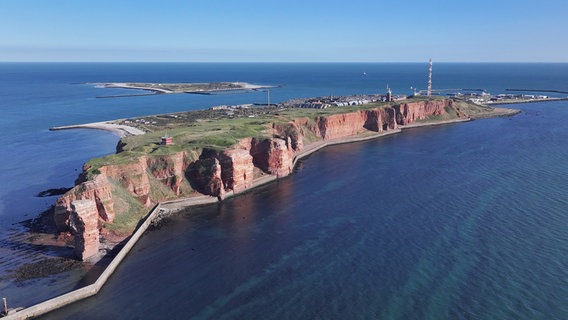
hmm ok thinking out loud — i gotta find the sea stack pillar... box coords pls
[70,200,100,261]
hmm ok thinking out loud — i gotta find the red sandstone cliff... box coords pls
[251,137,296,177]
[54,174,114,232]
[69,200,100,261]
[55,99,463,237]
[394,100,462,124]
[219,148,254,193]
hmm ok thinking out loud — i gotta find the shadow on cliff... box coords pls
[185,149,225,197]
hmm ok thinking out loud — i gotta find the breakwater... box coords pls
[487,97,568,106]
[2,204,163,319]
[506,88,568,94]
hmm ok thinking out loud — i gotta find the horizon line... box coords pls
[2,61,568,64]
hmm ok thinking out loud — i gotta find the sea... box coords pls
[1,63,568,319]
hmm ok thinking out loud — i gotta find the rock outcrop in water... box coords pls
[55,99,462,241]
[69,200,100,261]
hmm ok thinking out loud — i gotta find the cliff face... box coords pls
[219,148,254,193]
[146,153,187,195]
[187,155,225,199]
[394,99,456,125]
[100,158,152,206]
[55,99,463,234]
[55,153,192,232]
[251,137,295,177]
[69,200,100,261]
[54,175,114,232]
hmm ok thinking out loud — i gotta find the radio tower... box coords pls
[427,58,433,97]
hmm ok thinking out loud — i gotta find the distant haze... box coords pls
[1,0,566,62]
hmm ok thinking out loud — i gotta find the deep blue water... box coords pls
[1,63,568,319]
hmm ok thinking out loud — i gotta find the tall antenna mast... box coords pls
[427,58,433,97]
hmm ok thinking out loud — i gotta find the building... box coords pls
[161,133,173,145]
[386,85,393,102]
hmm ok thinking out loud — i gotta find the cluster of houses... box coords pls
[288,92,406,110]
[210,104,254,116]
[490,94,549,101]
[122,118,157,125]
[210,104,253,110]
[446,92,492,104]
[446,91,551,104]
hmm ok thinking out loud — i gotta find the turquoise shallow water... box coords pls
[1,63,568,319]
[44,101,568,319]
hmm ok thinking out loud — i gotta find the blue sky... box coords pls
[1,0,566,62]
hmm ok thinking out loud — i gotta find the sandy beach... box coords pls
[49,121,145,137]
[99,82,272,95]
[102,83,173,93]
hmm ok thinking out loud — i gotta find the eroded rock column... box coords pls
[220,149,254,193]
[70,200,100,261]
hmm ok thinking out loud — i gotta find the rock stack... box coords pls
[69,200,100,261]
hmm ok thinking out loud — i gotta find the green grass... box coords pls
[86,97,468,178]
[104,179,147,235]
[453,99,495,115]
[88,97,489,235]
[85,117,273,177]
[147,173,178,200]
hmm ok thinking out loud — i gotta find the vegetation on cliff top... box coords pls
[79,97,512,234]
[84,97,494,179]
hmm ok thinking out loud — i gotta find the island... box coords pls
[97,82,271,98]
[49,97,517,260]
[5,96,520,318]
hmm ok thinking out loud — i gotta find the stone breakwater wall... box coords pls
[3,204,162,320]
